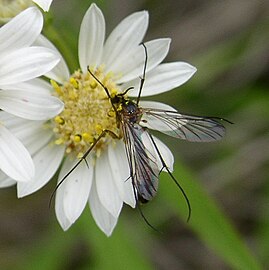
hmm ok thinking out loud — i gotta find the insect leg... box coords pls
[137,199,161,233]
[49,129,119,207]
[129,176,161,233]
[148,133,192,222]
[136,43,148,105]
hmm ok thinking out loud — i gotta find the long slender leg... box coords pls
[49,129,119,207]
[148,133,192,222]
[136,43,148,105]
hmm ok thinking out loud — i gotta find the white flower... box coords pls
[0,3,196,236]
[0,7,63,182]
[0,0,53,22]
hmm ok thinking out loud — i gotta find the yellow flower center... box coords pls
[0,0,33,23]
[51,68,120,158]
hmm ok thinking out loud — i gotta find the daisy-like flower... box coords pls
[0,0,53,22]
[0,3,197,236]
[0,7,63,182]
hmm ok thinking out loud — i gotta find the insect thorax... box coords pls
[112,96,143,124]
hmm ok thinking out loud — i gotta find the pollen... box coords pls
[50,67,120,157]
[110,88,118,98]
[74,134,82,142]
[90,80,97,89]
[51,80,62,95]
[55,138,64,145]
[70,77,79,88]
[54,116,64,124]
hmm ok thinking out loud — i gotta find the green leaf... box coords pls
[77,211,153,270]
[19,227,74,270]
[256,174,269,266]
[160,162,262,270]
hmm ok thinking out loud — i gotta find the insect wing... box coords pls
[121,121,159,202]
[142,108,226,142]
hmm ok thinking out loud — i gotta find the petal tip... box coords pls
[188,64,197,76]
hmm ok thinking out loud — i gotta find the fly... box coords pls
[50,43,230,224]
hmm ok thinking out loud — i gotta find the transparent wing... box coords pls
[142,108,226,142]
[121,121,159,203]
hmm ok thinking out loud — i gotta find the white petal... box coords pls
[0,171,16,188]
[19,127,54,156]
[0,110,44,133]
[138,107,174,172]
[79,3,105,72]
[127,62,197,97]
[0,125,34,182]
[115,38,171,84]
[33,0,53,11]
[140,100,177,111]
[0,90,63,120]
[151,136,174,172]
[139,101,178,132]
[89,180,118,236]
[17,143,65,197]
[95,151,123,218]
[108,141,136,208]
[55,157,75,230]
[0,46,60,85]
[0,111,41,130]
[103,11,148,71]
[1,78,51,95]
[55,167,72,231]
[55,183,71,230]
[34,35,70,84]
[61,156,93,224]
[0,112,52,155]
[140,130,159,168]
[0,7,42,53]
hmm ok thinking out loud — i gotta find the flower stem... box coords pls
[43,15,78,71]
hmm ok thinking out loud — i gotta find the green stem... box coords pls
[43,17,78,72]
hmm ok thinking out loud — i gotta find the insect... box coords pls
[51,43,228,223]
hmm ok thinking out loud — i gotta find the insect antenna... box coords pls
[148,133,192,222]
[87,67,118,113]
[117,86,134,96]
[136,43,148,105]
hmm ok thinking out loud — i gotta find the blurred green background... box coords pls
[1,0,269,269]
